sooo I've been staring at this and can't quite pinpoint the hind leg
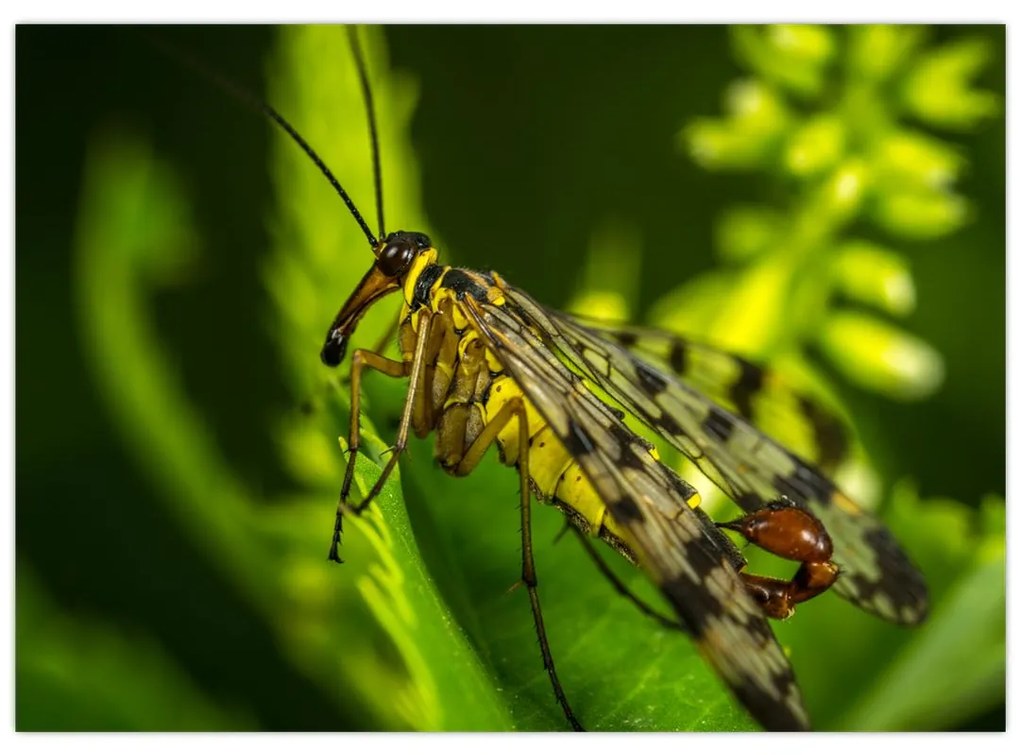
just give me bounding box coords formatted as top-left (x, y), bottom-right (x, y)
top-left (455, 397), bottom-right (585, 732)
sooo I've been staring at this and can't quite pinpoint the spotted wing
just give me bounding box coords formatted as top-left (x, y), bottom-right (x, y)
top-left (573, 321), bottom-right (851, 475)
top-left (516, 298), bottom-right (927, 625)
top-left (461, 296), bottom-right (811, 732)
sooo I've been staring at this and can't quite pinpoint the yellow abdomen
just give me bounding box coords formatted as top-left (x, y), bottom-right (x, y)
top-left (484, 372), bottom-right (632, 549)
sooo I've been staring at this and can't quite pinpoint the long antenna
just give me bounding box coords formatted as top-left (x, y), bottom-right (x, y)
top-left (346, 25), bottom-right (386, 240)
top-left (150, 33), bottom-right (379, 249)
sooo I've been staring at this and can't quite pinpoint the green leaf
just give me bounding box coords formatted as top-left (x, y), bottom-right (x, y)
top-left (836, 489), bottom-right (1005, 730)
top-left (396, 440), bottom-right (754, 731)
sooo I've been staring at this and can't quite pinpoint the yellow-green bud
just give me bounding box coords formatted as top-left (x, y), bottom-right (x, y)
top-left (900, 37), bottom-right (1000, 130)
top-left (869, 189), bottom-right (968, 240)
top-left (818, 311), bottom-right (944, 400)
top-left (784, 114), bottom-right (845, 177)
top-left (833, 240), bottom-right (916, 316)
top-left (873, 130), bottom-right (964, 190)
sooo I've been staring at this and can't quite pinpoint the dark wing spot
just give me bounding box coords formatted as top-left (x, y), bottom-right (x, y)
top-left (773, 460), bottom-right (836, 506)
top-left (659, 571), bottom-right (725, 637)
top-left (655, 411), bottom-right (683, 437)
top-left (858, 527), bottom-right (930, 622)
top-left (634, 360), bottom-right (668, 395)
top-left (661, 567), bottom-right (808, 731)
top-left (615, 330), bottom-right (638, 347)
top-left (798, 396), bottom-right (850, 469)
top-left (615, 443), bottom-right (646, 470)
top-left (609, 422), bottom-right (648, 451)
top-left (730, 358), bottom-right (764, 420)
top-left (773, 473), bottom-right (807, 503)
top-left (610, 494), bottom-right (645, 523)
top-left (792, 460), bottom-right (837, 497)
top-left (703, 407), bottom-right (735, 442)
top-left (564, 419), bottom-right (597, 457)
top-left (669, 340), bottom-right (688, 374)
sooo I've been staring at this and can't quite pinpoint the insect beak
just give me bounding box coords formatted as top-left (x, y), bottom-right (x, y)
top-left (320, 264), bottom-right (400, 366)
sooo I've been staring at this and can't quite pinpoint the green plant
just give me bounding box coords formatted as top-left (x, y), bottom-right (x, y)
top-left (675, 25), bottom-right (998, 402)
top-left (48, 25), bottom-right (1003, 732)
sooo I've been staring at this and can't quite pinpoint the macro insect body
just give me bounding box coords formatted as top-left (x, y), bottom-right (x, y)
top-left (232, 29), bottom-right (928, 731)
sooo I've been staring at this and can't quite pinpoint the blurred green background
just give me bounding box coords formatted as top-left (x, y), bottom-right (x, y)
top-left (16, 25), bottom-right (1004, 731)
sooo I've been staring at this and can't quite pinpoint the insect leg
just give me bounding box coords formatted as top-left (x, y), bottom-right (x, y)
top-left (719, 501), bottom-right (840, 618)
top-left (335, 313), bottom-right (403, 388)
top-left (329, 310), bottom-right (434, 562)
top-left (571, 528), bottom-right (684, 631)
top-left (328, 348), bottom-right (405, 562)
top-left (455, 398), bottom-right (585, 732)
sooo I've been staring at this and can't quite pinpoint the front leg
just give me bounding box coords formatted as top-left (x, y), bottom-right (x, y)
top-left (329, 310), bottom-right (434, 562)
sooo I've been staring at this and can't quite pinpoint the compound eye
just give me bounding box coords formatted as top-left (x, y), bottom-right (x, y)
top-left (377, 239), bottom-right (415, 277)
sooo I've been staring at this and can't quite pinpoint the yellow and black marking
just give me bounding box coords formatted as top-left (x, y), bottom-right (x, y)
top-left (323, 228), bottom-right (855, 730)
top-left (190, 26), bottom-right (929, 732)
top-left (549, 316), bottom-right (927, 624)
top-left (594, 325), bottom-right (851, 473)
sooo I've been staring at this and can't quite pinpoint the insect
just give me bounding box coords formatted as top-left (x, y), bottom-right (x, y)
top-left (196, 27), bottom-right (929, 731)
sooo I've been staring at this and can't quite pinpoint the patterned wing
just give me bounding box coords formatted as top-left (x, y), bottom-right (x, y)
top-left (574, 321), bottom-right (851, 474)
top-left (509, 294), bottom-right (927, 625)
top-left (461, 296), bottom-right (811, 732)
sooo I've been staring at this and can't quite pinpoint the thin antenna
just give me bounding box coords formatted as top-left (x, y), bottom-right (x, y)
top-left (346, 25), bottom-right (386, 240)
top-left (150, 33), bottom-right (378, 249)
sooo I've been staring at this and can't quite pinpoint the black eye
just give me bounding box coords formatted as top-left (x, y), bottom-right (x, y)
top-left (377, 239), bottom-right (415, 277)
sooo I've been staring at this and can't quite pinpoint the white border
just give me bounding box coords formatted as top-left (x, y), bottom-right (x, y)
top-left (3, 4), bottom-right (1016, 754)
top-left (0, 0), bottom-right (1015, 23)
